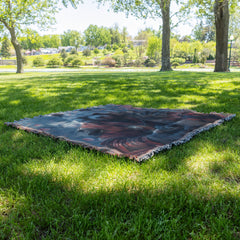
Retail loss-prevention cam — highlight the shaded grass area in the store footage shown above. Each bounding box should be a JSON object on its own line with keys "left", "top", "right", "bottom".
{"left": 0, "top": 71, "right": 239, "bottom": 239}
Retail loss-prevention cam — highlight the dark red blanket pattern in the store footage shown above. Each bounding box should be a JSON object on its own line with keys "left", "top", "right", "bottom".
{"left": 5, "top": 105, "right": 235, "bottom": 161}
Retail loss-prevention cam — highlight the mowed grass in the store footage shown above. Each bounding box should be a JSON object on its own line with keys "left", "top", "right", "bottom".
{"left": 0, "top": 71, "right": 239, "bottom": 239}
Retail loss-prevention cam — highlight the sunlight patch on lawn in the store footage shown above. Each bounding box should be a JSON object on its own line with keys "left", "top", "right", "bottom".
{"left": 22, "top": 158, "right": 143, "bottom": 192}
{"left": 0, "top": 190, "right": 27, "bottom": 223}
{"left": 0, "top": 193, "right": 11, "bottom": 221}
{"left": 22, "top": 160, "right": 87, "bottom": 191}
{"left": 10, "top": 130, "right": 25, "bottom": 142}
{"left": 0, "top": 72, "right": 239, "bottom": 239}
{"left": 8, "top": 100, "right": 21, "bottom": 105}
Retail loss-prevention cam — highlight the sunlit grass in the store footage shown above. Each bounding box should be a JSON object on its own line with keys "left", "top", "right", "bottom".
{"left": 0, "top": 71, "right": 239, "bottom": 239}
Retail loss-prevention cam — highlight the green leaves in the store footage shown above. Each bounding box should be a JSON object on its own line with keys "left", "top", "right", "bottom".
{"left": 62, "top": 0, "right": 83, "bottom": 8}
{"left": 0, "top": 36, "right": 11, "bottom": 58}
{"left": 0, "top": 0, "right": 60, "bottom": 31}
{"left": 0, "top": 0, "right": 82, "bottom": 73}
{"left": 61, "top": 30, "right": 83, "bottom": 48}
{"left": 84, "top": 25, "right": 111, "bottom": 47}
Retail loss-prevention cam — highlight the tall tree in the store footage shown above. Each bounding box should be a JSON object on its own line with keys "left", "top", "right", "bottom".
{"left": 84, "top": 25, "right": 111, "bottom": 47}
{"left": 188, "top": 0, "right": 239, "bottom": 72}
{"left": 96, "top": 0, "right": 178, "bottom": 71}
{"left": 109, "top": 24, "right": 121, "bottom": 45}
{"left": 40, "top": 34, "right": 61, "bottom": 48}
{"left": 134, "top": 28, "right": 154, "bottom": 42}
{"left": 121, "top": 27, "right": 129, "bottom": 44}
{"left": 146, "top": 36, "right": 162, "bottom": 62}
{"left": 160, "top": 0, "right": 172, "bottom": 71}
{"left": 214, "top": 0, "right": 230, "bottom": 72}
{"left": 22, "top": 29, "right": 42, "bottom": 51}
{"left": 0, "top": 0, "right": 82, "bottom": 73}
{"left": 61, "top": 30, "right": 83, "bottom": 49}
{"left": 1, "top": 36, "right": 11, "bottom": 59}
{"left": 0, "top": 0, "right": 60, "bottom": 73}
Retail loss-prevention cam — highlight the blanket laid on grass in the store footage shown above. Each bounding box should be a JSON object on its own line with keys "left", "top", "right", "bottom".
{"left": 5, "top": 104, "right": 235, "bottom": 162}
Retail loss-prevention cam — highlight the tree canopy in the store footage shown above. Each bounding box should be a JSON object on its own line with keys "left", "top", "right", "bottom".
{"left": 0, "top": 0, "right": 83, "bottom": 73}
{"left": 187, "top": 0, "right": 239, "bottom": 71}
{"left": 96, "top": 0, "right": 184, "bottom": 71}
{"left": 0, "top": 0, "right": 59, "bottom": 30}
{"left": 84, "top": 25, "right": 111, "bottom": 47}
{"left": 61, "top": 30, "right": 83, "bottom": 49}
{"left": 0, "top": 36, "right": 11, "bottom": 59}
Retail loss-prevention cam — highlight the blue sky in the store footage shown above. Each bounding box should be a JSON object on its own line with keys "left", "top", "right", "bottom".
{"left": 41, "top": 1, "right": 195, "bottom": 37}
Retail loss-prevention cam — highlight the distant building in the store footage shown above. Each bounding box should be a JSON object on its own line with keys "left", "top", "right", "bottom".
{"left": 24, "top": 50, "right": 41, "bottom": 55}
{"left": 132, "top": 40, "right": 147, "bottom": 47}
{"left": 39, "top": 48, "right": 58, "bottom": 54}
{"left": 58, "top": 46, "right": 75, "bottom": 53}
{"left": 97, "top": 46, "right": 106, "bottom": 50}
{"left": 78, "top": 45, "right": 89, "bottom": 52}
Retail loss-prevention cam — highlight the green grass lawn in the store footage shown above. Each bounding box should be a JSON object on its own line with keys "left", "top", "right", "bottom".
{"left": 0, "top": 71, "right": 239, "bottom": 239}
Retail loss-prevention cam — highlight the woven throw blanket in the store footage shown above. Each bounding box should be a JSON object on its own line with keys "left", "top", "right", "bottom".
{"left": 5, "top": 104, "right": 235, "bottom": 162}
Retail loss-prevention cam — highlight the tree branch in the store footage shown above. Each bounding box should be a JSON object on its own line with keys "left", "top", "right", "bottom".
{"left": 0, "top": 17, "right": 11, "bottom": 30}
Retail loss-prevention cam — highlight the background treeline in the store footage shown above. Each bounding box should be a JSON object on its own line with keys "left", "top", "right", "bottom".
{"left": 18, "top": 25, "right": 130, "bottom": 50}
{"left": 1, "top": 24, "right": 240, "bottom": 68}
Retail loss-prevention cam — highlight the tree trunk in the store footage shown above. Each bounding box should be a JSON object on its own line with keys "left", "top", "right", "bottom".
{"left": 214, "top": 0, "right": 229, "bottom": 72}
{"left": 9, "top": 27, "right": 24, "bottom": 73}
{"left": 160, "top": 0, "right": 172, "bottom": 71}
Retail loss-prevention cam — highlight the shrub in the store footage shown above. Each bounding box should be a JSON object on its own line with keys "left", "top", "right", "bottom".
{"left": 208, "top": 54, "right": 215, "bottom": 60}
{"left": 133, "top": 58, "right": 143, "bottom": 67}
{"left": 171, "top": 62, "right": 180, "bottom": 68}
{"left": 129, "top": 43, "right": 134, "bottom": 50}
{"left": 71, "top": 57, "right": 83, "bottom": 67}
{"left": 112, "top": 44, "right": 119, "bottom": 51}
{"left": 33, "top": 56, "right": 45, "bottom": 67}
{"left": 64, "top": 56, "right": 75, "bottom": 66}
{"left": 103, "top": 49, "right": 108, "bottom": 55}
{"left": 193, "top": 49, "right": 199, "bottom": 63}
{"left": 144, "top": 58, "right": 156, "bottom": 67}
{"left": 64, "top": 56, "right": 83, "bottom": 67}
{"left": 123, "top": 53, "right": 130, "bottom": 67}
{"left": 200, "top": 56, "right": 207, "bottom": 64}
{"left": 47, "top": 57, "right": 62, "bottom": 68}
{"left": 93, "top": 48, "right": 99, "bottom": 54}
{"left": 60, "top": 49, "right": 68, "bottom": 60}
{"left": 147, "top": 36, "right": 161, "bottom": 62}
{"left": 106, "top": 45, "right": 112, "bottom": 51}
{"left": 232, "top": 48, "right": 240, "bottom": 62}
{"left": 114, "top": 49, "right": 124, "bottom": 55}
{"left": 122, "top": 47, "right": 128, "bottom": 53}
{"left": 126, "top": 60, "right": 134, "bottom": 67}
{"left": 82, "top": 49, "right": 91, "bottom": 57}
{"left": 173, "top": 50, "right": 187, "bottom": 59}
{"left": 94, "top": 58, "right": 101, "bottom": 66}
{"left": 193, "top": 54, "right": 199, "bottom": 63}
{"left": 70, "top": 48, "right": 78, "bottom": 55}
{"left": 102, "top": 57, "right": 116, "bottom": 67}
{"left": 170, "top": 58, "right": 185, "bottom": 65}
{"left": 112, "top": 55, "right": 123, "bottom": 67}
{"left": 22, "top": 56, "right": 28, "bottom": 65}
{"left": 120, "top": 43, "right": 126, "bottom": 48}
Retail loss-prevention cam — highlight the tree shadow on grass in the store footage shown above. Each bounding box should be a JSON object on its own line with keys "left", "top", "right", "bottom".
{"left": 0, "top": 71, "right": 218, "bottom": 118}
{"left": 1, "top": 71, "right": 239, "bottom": 169}
{"left": 1, "top": 145, "right": 240, "bottom": 239}
{"left": 0, "top": 71, "right": 240, "bottom": 239}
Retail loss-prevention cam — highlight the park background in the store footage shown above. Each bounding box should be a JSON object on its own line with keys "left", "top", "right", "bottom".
{"left": 0, "top": 1, "right": 239, "bottom": 71}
